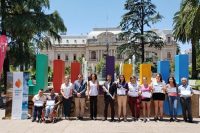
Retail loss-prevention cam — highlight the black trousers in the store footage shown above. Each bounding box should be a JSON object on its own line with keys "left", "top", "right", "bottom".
{"left": 90, "top": 96, "right": 97, "bottom": 118}
{"left": 63, "top": 97, "right": 72, "bottom": 117}
{"left": 33, "top": 106, "right": 43, "bottom": 120}
{"left": 104, "top": 95, "right": 115, "bottom": 120}
{"left": 180, "top": 97, "right": 192, "bottom": 122}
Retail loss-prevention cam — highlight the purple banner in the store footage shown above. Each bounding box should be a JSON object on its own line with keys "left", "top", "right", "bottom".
{"left": 106, "top": 56, "right": 115, "bottom": 82}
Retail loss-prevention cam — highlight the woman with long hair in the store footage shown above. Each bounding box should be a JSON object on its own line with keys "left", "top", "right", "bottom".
{"left": 116, "top": 75, "right": 128, "bottom": 122}
{"left": 152, "top": 73, "right": 166, "bottom": 121}
{"left": 88, "top": 73, "right": 99, "bottom": 120}
{"left": 166, "top": 76, "right": 178, "bottom": 122}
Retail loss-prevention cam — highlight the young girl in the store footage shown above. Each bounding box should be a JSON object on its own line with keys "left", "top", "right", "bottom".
{"left": 140, "top": 77, "right": 152, "bottom": 122}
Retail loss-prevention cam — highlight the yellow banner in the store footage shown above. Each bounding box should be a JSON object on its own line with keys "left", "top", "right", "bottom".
{"left": 140, "top": 64, "right": 152, "bottom": 84}
{"left": 123, "top": 64, "right": 133, "bottom": 82}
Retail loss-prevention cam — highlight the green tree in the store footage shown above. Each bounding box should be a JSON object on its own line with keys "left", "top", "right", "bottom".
{"left": 0, "top": 0, "right": 66, "bottom": 92}
{"left": 173, "top": 0, "right": 200, "bottom": 79}
{"left": 119, "top": 0, "right": 164, "bottom": 63}
{"left": 96, "top": 59, "right": 105, "bottom": 74}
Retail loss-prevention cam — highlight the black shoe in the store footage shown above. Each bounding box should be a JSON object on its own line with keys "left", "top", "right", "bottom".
{"left": 118, "top": 118, "right": 121, "bottom": 122}
{"left": 79, "top": 117, "right": 83, "bottom": 120}
{"left": 36, "top": 119, "right": 40, "bottom": 123}
{"left": 110, "top": 119, "right": 115, "bottom": 122}
{"left": 32, "top": 119, "right": 36, "bottom": 122}
{"left": 154, "top": 117, "right": 158, "bottom": 122}
{"left": 169, "top": 118, "right": 174, "bottom": 122}
{"left": 188, "top": 120, "right": 193, "bottom": 123}
{"left": 102, "top": 117, "right": 107, "bottom": 121}
{"left": 90, "top": 117, "right": 94, "bottom": 120}
{"left": 175, "top": 118, "right": 179, "bottom": 122}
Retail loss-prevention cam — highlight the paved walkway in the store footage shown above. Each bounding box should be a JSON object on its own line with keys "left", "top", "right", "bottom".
{"left": 0, "top": 110, "right": 200, "bottom": 133}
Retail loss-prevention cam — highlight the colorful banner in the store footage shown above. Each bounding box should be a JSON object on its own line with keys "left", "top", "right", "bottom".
{"left": 123, "top": 64, "right": 133, "bottom": 82}
{"left": 0, "top": 35, "right": 8, "bottom": 76}
{"left": 140, "top": 64, "right": 152, "bottom": 84}
{"left": 71, "top": 61, "right": 81, "bottom": 83}
{"left": 53, "top": 60, "right": 65, "bottom": 93}
{"left": 22, "top": 72, "right": 29, "bottom": 119}
{"left": 12, "top": 72, "right": 23, "bottom": 119}
{"left": 106, "top": 56, "right": 115, "bottom": 82}
{"left": 11, "top": 72, "right": 29, "bottom": 120}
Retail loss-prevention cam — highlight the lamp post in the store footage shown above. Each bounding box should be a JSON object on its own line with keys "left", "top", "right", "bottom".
{"left": 132, "top": 55, "right": 136, "bottom": 76}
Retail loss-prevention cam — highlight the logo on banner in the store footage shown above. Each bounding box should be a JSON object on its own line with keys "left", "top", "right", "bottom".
{"left": 15, "top": 79, "right": 22, "bottom": 88}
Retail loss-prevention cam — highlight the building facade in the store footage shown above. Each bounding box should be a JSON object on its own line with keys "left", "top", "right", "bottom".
{"left": 41, "top": 27, "right": 178, "bottom": 68}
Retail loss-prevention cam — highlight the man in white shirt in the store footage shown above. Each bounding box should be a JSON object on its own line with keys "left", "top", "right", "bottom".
{"left": 32, "top": 89, "right": 46, "bottom": 122}
{"left": 178, "top": 77, "right": 194, "bottom": 123}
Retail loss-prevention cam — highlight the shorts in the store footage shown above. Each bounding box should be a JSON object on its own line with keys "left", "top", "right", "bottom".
{"left": 152, "top": 93, "right": 165, "bottom": 101}
{"left": 141, "top": 98, "right": 151, "bottom": 102}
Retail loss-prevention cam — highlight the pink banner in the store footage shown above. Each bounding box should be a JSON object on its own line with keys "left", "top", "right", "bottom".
{"left": 0, "top": 35, "right": 8, "bottom": 76}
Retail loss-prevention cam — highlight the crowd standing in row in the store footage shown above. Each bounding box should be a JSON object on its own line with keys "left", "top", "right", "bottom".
{"left": 32, "top": 73, "right": 194, "bottom": 123}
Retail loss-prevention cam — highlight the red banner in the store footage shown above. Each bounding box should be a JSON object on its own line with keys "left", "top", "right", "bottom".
{"left": 0, "top": 35, "right": 8, "bottom": 76}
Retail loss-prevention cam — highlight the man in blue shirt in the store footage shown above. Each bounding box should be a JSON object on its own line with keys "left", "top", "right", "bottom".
{"left": 73, "top": 74, "right": 87, "bottom": 120}
{"left": 178, "top": 77, "right": 194, "bottom": 123}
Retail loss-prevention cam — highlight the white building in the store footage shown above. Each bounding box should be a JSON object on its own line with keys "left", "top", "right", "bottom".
{"left": 41, "top": 27, "right": 178, "bottom": 68}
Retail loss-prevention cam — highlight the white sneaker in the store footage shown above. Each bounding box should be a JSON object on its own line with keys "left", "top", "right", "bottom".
{"left": 138, "top": 118, "right": 142, "bottom": 122}
{"left": 147, "top": 118, "right": 150, "bottom": 122}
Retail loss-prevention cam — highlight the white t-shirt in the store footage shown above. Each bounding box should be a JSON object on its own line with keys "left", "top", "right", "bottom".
{"left": 153, "top": 81, "right": 166, "bottom": 93}
{"left": 89, "top": 81, "right": 98, "bottom": 96}
{"left": 61, "top": 83, "right": 73, "bottom": 97}
{"left": 128, "top": 82, "right": 140, "bottom": 97}
{"left": 32, "top": 94, "right": 46, "bottom": 107}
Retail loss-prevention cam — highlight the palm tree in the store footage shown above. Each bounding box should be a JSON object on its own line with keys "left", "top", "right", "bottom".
{"left": 119, "top": 0, "right": 163, "bottom": 63}
{"left": 173, "top": 0, "right": 200, "bottom": 79}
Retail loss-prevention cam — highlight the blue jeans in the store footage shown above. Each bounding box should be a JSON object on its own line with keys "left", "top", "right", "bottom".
{"left": 45, "top": 106, "right": 54, "bottom": 118}
{"left": 168, "top": 96, "right": 178, "bottom": 118}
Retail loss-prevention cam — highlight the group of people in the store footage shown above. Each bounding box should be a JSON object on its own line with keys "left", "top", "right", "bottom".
{"left": 32, "top": 73, "right": 194, "bottom": 123}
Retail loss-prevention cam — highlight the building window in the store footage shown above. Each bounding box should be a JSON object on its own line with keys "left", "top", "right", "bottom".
{"left": 66, "top": 40, "right": 69, "bottom": 43}
{"left": 74, "top": 40, "right": 77, "bottom": 44}
{"left": 82, "top": 54, "right": 85, "bottom": 57}
{"left": 167, "top": 52, "right": 171, "bottom": 60}
{"left": 167, "top": 37, "right": 171, "bottom": 43}
{"left": 82, "top": 40, "right": 85, "bottom": 43}
{"left": 91, "top": 51, "right": 96, "bottom": 59}
{"left": 65, "top": 54, "right": 69, "bottom": 61}
{"left": 73, "top": 54, "right": 77, "bottom": 61}
{"left": 57, "top": 54, "right": 60, "bottom": 59}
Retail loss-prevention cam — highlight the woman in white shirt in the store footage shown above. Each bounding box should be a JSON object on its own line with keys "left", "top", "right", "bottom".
{"left": 88, "top": 73, "right": 99, "bottom": 120}
{"left": 151, "top": 73, "right": 166, "bottom": 121}
{"left": 128, "top": 76, "right": 141, "bottom": 121}
{"left": 60, "top": 75, "right": 73, "bottom": 120}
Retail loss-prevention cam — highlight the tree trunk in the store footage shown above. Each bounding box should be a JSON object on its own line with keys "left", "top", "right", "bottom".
{"left": 191, "top": 39, "right": 197, "bottom": 79}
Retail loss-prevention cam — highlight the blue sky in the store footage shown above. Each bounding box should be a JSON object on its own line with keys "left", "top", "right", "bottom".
{"left": 49, "top": 0, "right": 190, "bottom": 53}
